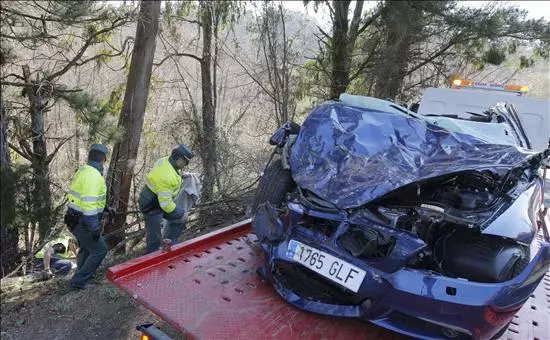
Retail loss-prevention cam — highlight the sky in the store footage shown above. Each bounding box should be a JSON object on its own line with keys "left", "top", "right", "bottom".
{"left": 282, "top": 1, "right": 550, "bottom": 30}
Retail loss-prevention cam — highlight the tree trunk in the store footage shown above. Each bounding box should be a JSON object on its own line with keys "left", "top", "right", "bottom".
{"left": 373, "top": 1, "right": 421, "bottom": 100}
{"left": 0, "top": 92, "right": 20, "bottom": 277}
{"left": 329, "top": 0, "right": 351, "bottom": 100}
{"left": 22, "top": 65, "right": 52, "bottom": 242}
{"left": 199, "top": 1, "right": 216, "bottom": 202}
{"left": 0, "top": 92, "right": 9, "bottom": 165}
{"left": 105, "top": 0, "right": 161, "bottom": 249}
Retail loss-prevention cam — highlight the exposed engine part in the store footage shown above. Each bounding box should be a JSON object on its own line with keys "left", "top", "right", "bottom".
{"left": 435, "top": 186, "right": 495, "bottom": 210}
{"left": 434, "top": 229, "right": 529, "bottom": 283}
{"left": 375, "top": 170, "right": 500, "bottom": 212}
{"left": 339, "top": 225, "right": 396, "bottom": 258}
{"left": 297, "top": 214, "right": 339, "bottom": 238}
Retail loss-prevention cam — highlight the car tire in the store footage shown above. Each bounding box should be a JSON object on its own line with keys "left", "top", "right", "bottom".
{"left": 252, "top": 158, "right": 294, "bottom": 213}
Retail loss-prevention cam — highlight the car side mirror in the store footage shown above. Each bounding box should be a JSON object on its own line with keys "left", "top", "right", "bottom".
{"left": 269, "top": 122, "right": 301, "bottom": 147}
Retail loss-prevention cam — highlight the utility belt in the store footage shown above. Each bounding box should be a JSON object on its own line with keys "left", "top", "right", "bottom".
{"left": 139, "top": 185, "right": 161, "bottom": 214}
{"left": 64, "top": 208, "right": 82, "bottom": 231}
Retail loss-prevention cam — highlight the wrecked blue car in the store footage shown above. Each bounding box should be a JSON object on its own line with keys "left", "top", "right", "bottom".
{"left": 252, "top": 95, "right": 550, "bottom": 340}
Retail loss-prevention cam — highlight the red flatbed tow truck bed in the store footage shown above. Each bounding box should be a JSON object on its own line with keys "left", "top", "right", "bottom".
{"left": 107, "top": 219, "right": 550, "bottom": 340}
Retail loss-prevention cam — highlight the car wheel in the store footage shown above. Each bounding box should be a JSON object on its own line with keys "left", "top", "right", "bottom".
{"left": 252, "top": 158, "right": 294, "bottom": 213}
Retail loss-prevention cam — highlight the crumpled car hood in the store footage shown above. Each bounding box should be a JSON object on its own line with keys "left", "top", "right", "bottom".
{"left": 289, "top": 101, "right": 539, "bottom": 209}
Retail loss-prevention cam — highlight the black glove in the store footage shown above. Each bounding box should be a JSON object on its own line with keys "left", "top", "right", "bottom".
{"left": 91, "top": 230, "right": 101, "bottom": 241}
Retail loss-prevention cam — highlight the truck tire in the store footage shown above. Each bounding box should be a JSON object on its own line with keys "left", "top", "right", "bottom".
{"left": 252, "top": 158, "right": 294, "bottom": 213}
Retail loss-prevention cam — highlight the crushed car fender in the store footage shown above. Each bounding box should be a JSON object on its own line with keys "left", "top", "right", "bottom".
{"left": 252, "top": 202, "right": 286, "bottom": 244}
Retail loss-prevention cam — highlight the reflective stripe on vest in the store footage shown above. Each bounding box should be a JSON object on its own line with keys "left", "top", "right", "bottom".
{"left": 144, "top": 157, "right": 181, "bottom": 213}
{"left": 67, "top": 164, "right": 107, "bottom": 216}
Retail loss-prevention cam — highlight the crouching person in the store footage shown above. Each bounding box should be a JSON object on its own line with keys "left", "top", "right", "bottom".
{"left": 34, "top": 236, "right": 78, "bottom": 277}
{"left": 139, "top": 144, "right": 194, "bottom": 254}
{"left": 65, "top": 144, "right": 110, "bottom": 289}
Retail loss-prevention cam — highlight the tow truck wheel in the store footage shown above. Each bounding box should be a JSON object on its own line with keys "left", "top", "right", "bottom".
{"left": 251, "top": 158, "right": 294, "bottom": 213}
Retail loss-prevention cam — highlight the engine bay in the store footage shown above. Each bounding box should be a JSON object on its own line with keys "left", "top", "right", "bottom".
{"left": 295, "top": 168, "right": 537, "bottom": 283}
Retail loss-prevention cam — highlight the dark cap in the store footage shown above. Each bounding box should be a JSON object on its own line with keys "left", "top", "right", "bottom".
{"left": 90, "top": 144, "right": 109, "bottom": 156}
{"left": 172, "top": 144, "right": 194, "bottom": 161}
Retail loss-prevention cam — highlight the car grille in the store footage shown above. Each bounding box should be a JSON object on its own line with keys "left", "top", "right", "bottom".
{"left": 273, "top": 260, "right": 365, "bottom": 305}
{"left": 296, "top": 215, "right": 339, "bottom": 238}
{"left": 339, "top": 224, "right": 396, "bottom": 258}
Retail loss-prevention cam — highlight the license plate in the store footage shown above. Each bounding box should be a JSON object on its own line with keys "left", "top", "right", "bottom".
{"left": 286, "top": 240, "right": 366, "bottom": 293}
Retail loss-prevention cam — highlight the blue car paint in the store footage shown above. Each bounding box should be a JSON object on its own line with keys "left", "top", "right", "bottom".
{"left": 255, "top": 203, "right": 550, "bottom": 339}
{"left": 290, "top": 102, "right": 540, "bottom": 210}
{"left": 481, "top": 179, "right": 542, "bottom": 244}
{"left": 253, "top": 101, "right": 550, "bottom": 339}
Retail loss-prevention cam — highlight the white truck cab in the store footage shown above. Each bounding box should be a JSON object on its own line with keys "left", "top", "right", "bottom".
{"left": 417, "top": 80, "right": 550, "bottom": 151}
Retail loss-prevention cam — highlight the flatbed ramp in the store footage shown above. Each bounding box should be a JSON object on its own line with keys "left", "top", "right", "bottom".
{"left": 107, "top": 220, "right": 550, "bottom": 340}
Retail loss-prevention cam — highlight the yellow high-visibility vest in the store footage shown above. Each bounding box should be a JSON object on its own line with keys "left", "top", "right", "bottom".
{"left": 67, "top": 164, "right": 106, "bottom": 216}
{"left": 35, "top": 237, "right": 72, "bottom": 259}
{"left": 145, "top": 157, "right": 181, "bottom": 213}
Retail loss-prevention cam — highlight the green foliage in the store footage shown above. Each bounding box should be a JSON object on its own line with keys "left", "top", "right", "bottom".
{"left": 64, "top": 88, "right": 124, "bottom": 144}
{"left": 0, "top": 164, "right": 34, "bottom": 230}
{"left": 300, "top": 0, "right": 550, "bottom": 100}
{"left": 519, "top": 55, "right": 535, "bottom": 68}
{"left": 483, "top": 44, "right": 507, "bottom": 65}
{"left": 59, "top": 34, "right": 76, "bottom": 51}
{"left": 52, "top": 1, "right": 94, "bottom": 22}
{"left": 84, "top": 23, "right": 113, "bottom": 44}
{"left": 163, "top": 0, "right": 243, "bottom": 39}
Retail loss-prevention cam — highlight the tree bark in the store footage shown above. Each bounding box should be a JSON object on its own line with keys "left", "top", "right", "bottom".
{"left": 372, "top": 1, "right": 423, "bottom": 100}
{"left": 199, "top": 1, "right": 217, "bottom": 202}
{"left": 0, "top": 92, "right": 9, "bottom": 165}
{"left": 105, "top": 0, "right": 161, "bottom": 249}
{"left": 22, "top": 65, "right": 52, "bottom": 242}
{"left": 0, "top": 92, "right": 21, "bottom": 277}
{"left": 329, "top": 0, "right": 351, "bottom": 100}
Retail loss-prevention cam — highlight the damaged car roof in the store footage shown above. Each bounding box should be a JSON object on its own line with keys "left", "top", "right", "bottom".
{"left": 289, "top": 101, "right": 540, "bottom": 209}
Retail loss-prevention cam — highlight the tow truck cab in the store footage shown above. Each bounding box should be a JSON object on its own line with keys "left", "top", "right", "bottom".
{"left": 416, "top": 79, "right": 550, "bottom": 152}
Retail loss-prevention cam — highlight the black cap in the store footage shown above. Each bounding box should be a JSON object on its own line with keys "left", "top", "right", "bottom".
{"left": 172, "top": 144, "right": 194, "bottom": 161}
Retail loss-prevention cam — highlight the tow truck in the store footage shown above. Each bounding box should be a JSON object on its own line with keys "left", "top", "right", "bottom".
{"left": 415, "top": 78, "right": 550, "bottom": 152}
{"left": 107, "top": 219, "right": 549, "bottom": 340}
{"left": 107, "top": 80, "right": 550, "bottom": 340}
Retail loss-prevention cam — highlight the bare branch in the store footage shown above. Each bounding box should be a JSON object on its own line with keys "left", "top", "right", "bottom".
{"left": 46, "top": 135, "right": 74, "bottom": 164}
{"left": 8, "top": 142, "right": 31, "bottom": 161}
{"left": 356, "top": 8, "right": 382, "bottom": 37}
{"left": 75, "top": 36, "right": 135, "bottom": 67}
{"left": 153, "top": 52, "right": 202, "bottom": 67}
{"left": 46, "top": 17, "right": 131, "bottom": 81}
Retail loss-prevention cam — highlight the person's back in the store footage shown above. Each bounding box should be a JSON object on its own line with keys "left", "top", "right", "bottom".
{"left": 64, "top": 144, "right": 111, "bottom": 289}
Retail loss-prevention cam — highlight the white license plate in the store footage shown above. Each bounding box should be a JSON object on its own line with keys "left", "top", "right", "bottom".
{"left": 286, "top": 239, "right": 366, "bottom": 293}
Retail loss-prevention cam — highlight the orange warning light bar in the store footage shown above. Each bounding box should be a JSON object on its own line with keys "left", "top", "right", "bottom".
{"left": 450, "top": 77, "right": 528, "bottom": 94}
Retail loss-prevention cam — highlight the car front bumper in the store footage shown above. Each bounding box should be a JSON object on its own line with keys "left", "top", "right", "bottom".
{"left": 255, "top": 208, "right": 550, "bottom": 340}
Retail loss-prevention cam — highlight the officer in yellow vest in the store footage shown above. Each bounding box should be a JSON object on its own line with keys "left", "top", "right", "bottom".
{"left": 34, "top": 236, "right": 78, "bottom": 276}
{"left": 139, "top": 144, "right": 194, "bottom": 254}
{"left": 64, "top": 144, "right": 110, "bottom": 289}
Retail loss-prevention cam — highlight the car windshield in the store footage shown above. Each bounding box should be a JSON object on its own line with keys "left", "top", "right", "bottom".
{"left": 338, "top": 95, "right": 529, "bottom": 149}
